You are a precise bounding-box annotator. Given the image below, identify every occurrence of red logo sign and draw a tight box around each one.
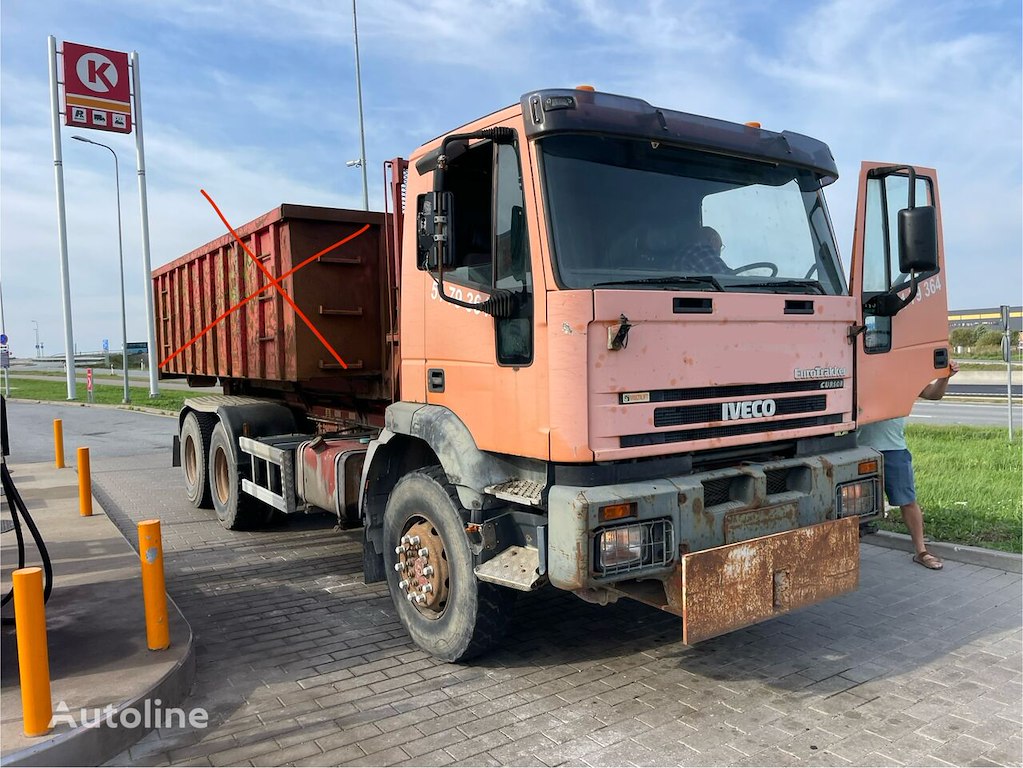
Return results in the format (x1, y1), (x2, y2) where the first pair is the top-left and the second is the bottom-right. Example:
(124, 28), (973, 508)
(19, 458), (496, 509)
(62, 41), (132, 134)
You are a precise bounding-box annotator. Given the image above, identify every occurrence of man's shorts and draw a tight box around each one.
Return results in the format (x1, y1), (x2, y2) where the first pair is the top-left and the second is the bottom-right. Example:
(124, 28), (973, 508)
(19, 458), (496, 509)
(881, 448), (916, 507)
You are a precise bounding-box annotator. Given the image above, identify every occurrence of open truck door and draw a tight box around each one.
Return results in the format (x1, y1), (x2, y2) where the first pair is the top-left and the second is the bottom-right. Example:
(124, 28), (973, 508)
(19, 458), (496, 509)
(849, 162), (950, 424)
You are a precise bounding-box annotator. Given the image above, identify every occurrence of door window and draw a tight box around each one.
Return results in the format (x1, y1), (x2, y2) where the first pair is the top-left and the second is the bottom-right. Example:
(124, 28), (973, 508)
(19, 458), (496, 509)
(494, 144), (533, 365)
(863, 174), (934, 294)
(418, 139), (533, 365)
(862, 174), (934, 355)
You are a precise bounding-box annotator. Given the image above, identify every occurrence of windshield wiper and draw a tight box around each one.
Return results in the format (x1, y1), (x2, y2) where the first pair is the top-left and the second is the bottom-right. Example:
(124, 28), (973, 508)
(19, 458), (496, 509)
(592, 275), (724, 291)
(740, 279), (826, 295)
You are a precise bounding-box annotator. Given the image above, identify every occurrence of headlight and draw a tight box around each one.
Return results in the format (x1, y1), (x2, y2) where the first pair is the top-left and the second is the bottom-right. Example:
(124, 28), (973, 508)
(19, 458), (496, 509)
(595, 519), (674, 577)
(598, 526), (644, 569)
(836, 478), (881, 518)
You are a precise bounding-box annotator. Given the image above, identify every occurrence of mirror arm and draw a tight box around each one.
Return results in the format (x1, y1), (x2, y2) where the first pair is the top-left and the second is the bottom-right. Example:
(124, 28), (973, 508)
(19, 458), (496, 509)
(867, 165), (918, 208)
(864, 270), (920, 318)
(901, 270), (920, 306)
(432, 284), (521, 319)
(430, 126), (518, 317)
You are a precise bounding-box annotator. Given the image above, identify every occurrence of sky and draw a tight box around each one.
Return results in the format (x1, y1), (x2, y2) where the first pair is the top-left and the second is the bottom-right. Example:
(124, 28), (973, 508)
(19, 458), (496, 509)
(1, 0), (1020, 358)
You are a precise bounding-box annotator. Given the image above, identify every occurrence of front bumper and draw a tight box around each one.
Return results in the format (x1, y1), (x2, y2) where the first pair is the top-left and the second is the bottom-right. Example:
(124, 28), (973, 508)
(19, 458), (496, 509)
(546, 445), (879, 594)
(676, 516), (859, 643)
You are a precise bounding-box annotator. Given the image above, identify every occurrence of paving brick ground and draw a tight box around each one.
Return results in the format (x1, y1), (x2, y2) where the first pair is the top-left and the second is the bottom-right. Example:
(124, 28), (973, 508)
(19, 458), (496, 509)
(95, 452), (1022, 767)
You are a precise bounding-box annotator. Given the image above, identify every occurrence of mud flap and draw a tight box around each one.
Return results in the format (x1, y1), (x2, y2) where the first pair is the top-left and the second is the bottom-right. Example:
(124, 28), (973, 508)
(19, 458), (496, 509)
(678, 516), (860, 645)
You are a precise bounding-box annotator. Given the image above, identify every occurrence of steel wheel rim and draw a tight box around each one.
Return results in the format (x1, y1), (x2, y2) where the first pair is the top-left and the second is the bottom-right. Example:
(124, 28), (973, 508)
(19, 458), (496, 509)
(184, 435), (197, 485)
(394, 516), (450, 619)
(213, 447), (230, 505)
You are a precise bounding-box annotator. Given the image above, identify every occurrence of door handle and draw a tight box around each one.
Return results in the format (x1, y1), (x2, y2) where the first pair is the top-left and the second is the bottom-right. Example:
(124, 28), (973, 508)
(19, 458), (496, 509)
(428, 368), (445, 393)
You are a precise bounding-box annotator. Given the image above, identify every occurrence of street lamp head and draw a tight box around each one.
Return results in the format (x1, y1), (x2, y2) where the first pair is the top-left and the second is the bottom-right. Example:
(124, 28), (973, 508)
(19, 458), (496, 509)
(72, 135), (115, 156)
(346, 159), (363, 168)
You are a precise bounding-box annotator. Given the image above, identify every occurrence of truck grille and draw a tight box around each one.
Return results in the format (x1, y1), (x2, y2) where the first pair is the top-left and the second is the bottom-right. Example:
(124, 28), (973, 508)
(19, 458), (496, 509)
(620, 414), (845, 448)
(654, 395), (826, 428)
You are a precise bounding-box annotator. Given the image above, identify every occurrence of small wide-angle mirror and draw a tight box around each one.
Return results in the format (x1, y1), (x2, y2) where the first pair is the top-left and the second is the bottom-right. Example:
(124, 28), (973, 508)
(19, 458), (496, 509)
(416, 192), (455, 270)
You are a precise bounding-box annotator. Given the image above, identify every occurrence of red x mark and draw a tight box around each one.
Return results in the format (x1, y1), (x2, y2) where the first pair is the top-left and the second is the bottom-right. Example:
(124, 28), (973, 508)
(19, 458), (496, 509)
(159, 190), (371, 370)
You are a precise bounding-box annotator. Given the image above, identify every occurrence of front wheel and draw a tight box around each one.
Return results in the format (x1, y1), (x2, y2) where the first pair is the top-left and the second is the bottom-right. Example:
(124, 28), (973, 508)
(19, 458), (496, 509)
(383, 466), (513, 662)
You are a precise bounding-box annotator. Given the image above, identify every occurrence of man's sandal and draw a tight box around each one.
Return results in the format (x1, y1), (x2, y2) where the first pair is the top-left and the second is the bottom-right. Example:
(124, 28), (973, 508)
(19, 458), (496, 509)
(913, 551), (943, 570)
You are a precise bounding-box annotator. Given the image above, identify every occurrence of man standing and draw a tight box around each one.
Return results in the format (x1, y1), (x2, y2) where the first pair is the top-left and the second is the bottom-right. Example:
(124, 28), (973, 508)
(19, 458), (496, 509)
(857, 362), (959, 570)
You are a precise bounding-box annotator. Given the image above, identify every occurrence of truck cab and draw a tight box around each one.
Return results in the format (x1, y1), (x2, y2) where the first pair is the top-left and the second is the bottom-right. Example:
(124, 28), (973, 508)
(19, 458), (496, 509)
(364, 88), (948, 659)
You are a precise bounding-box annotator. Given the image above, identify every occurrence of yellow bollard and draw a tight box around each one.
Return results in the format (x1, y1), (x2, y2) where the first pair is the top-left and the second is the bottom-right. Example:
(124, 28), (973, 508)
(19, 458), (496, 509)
(53, 419), (64, 469)
(138, 520), (170, 651)
(77, 447), (92, 517)
(13, 568), (52, 737)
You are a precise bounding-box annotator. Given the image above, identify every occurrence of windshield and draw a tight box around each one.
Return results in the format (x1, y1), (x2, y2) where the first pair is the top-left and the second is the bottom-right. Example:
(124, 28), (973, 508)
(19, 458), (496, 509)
(538, 134), (846, 294)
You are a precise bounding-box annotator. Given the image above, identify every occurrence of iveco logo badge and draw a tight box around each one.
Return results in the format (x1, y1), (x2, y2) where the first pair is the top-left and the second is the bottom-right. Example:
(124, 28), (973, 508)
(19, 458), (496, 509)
(721, 399), (776, 421)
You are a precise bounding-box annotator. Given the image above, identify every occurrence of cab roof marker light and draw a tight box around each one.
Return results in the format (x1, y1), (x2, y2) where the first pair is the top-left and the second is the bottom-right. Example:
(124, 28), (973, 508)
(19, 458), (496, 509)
(544, 95), (576, 111)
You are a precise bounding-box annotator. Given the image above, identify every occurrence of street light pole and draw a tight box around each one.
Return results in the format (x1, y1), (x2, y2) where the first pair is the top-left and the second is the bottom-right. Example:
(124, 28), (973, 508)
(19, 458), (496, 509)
(32, 321), (40, 359)
(352, 0), (369, 210)
(72, 136), (131, 404)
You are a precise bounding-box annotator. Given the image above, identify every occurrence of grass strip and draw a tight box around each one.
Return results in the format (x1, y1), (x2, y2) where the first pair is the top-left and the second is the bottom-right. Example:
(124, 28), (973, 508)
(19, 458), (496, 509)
(5, 376), (196, 413)
(878, 424), (1022, 553)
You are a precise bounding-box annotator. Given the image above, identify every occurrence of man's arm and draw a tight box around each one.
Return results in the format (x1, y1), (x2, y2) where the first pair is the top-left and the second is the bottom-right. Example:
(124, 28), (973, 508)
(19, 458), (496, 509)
(919, 361), (959, 401)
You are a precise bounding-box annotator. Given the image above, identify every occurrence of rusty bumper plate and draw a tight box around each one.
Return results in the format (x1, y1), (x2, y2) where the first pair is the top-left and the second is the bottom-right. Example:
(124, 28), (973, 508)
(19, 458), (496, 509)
(678, 516), (860, 645)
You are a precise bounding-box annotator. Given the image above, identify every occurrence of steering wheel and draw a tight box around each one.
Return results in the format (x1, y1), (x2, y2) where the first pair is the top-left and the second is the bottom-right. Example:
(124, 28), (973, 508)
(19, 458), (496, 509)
(804, 263), (819, 280)
(731, 262), (779, 277)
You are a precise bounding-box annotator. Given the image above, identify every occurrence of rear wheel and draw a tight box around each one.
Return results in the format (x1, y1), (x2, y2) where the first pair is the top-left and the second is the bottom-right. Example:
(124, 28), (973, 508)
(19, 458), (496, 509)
(180, 412), (216, 509)
(383, 466), (513, 662)
(208, 422), (260, 530)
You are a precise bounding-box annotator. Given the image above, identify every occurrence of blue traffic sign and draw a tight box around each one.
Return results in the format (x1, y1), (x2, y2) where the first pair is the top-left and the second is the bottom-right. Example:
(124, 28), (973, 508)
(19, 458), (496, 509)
(0, 333), (7, 344)
(102, 338), (109, 351)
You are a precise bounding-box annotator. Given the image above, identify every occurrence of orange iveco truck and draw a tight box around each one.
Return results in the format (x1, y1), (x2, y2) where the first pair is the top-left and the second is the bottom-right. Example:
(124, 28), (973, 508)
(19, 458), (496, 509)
(155, 87), (950, 661)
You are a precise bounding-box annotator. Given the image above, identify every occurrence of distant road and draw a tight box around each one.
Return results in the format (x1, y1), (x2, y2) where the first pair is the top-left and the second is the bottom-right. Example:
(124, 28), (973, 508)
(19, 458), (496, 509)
(910, 399), (1022, 428)
(946, 384), (1021, 398)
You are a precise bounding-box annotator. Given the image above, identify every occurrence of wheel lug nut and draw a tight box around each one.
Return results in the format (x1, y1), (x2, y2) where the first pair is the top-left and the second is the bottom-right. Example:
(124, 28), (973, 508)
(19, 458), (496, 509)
(406, 592), (416, 602)
(410, 535), (421, 545)
(422, 583), (433, 594)
(394, 545), (404, 554)
(393, 562), (404, 572)
(401, 535), (411, 544)
(418, 548), (429, 557)
(415, 594), (426, 604)
(423, 565), (434, 577)
(398, 579), (409, 589)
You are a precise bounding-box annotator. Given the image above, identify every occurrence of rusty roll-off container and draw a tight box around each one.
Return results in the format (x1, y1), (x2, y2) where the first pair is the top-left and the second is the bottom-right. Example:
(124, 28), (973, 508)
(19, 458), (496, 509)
(153, 205), (391, 405)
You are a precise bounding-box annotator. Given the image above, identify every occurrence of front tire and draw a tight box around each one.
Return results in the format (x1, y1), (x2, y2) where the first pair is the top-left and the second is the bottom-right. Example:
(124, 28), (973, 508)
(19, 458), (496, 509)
(208, 422), (260, 530)
(180, 411), (216, 509)
(383, 466), (513, 662)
